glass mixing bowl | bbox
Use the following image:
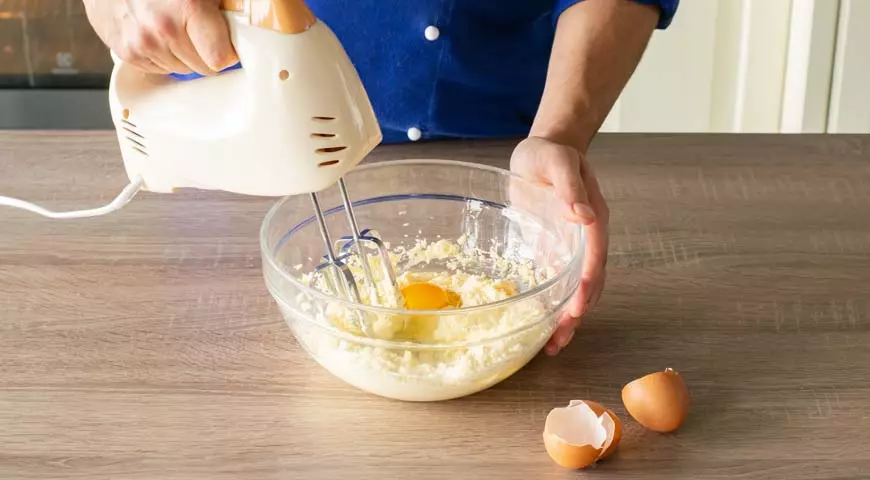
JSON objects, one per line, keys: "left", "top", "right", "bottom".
{"left": 261, "top": 159, "right": 584, "bottom": 402}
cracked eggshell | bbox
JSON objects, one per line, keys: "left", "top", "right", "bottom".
{"left": 571, "top": 400, "right": 622, "bottom": 459}
{"left": 543, "top": 400, "right": 622, "bottom": 469}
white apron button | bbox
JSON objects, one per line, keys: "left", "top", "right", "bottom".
{"left": 424, "top": 25, "right": 440, "bottom": 41}
{"left": 407, "top": 127, "right": 422, "bottom": 141}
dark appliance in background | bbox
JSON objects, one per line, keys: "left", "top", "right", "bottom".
{"left": 0, "top": 0, "right": 114, "bottom": 128}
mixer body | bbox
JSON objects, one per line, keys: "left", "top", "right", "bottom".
{"left": 107, "top": 0, "right": 398, "bottom": 316}
{"left": 108, "top": 6, "right": 382, "bottom": 196}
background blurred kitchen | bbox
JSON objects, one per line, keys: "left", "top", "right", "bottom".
{"left": 1, "top": 0, "right": 867, "bottom": 133}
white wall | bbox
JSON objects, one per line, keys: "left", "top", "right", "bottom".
{"left": 828, "top": 0, "right": 870, "bottom": 133}
{"left": 601, "top": 0, "right": 867, "bottom": 134}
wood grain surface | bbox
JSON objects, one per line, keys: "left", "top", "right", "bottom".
{"left": 1, "top": 132, "right": 869, "bottom": 480}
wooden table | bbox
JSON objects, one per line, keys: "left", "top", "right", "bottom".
{"left": 1, "top": 132, "right": 869, "bottom": 479}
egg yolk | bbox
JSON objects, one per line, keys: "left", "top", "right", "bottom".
{"left": 396, "top": 282, "right": 463, "bottom": 340}
{"left": 401, "top": 282, "right": 450, "bottom": 310}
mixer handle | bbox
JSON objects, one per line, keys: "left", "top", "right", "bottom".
{"left": 108, "top": 0, "right": 316, "bottom": 71}
{"left": 220, "top": 0, "right": 316, "bottom": 34}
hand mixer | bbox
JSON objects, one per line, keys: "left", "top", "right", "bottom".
{"left": 0, "top": 0, "right": 400, "bottom": 310}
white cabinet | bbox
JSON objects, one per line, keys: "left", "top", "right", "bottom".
{"left": 829, "top": 0, "right": 870, "bottom": 133}
{"left": 601, "top": 0, "right": 869, "bottom": 134}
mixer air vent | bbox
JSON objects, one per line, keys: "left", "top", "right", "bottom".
{"left": 316, "top": 146, "right": 347, "bottom": 154}
{"left": 311, "top": 116, "right": 342, "bottom": 167}
{"left": 120, "top": 119, "right": 148, "bottom": 157}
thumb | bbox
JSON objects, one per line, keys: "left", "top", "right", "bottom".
{"left": 186, "top": 1, "right": 238, "bottom": 72}
{"left": 545, "top": 150, "right": 595, "bottom": 225}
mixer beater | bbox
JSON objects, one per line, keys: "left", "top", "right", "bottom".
{"left": 308, "top": 178, "right": 400, "bottom": 309}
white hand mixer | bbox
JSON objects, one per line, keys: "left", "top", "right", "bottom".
{"left": 0, "top": 0, "right": 399, "bottom": 308}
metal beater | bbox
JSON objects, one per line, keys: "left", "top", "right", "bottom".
{"left": 309, "top": 179, "right": 399, "bottom": 306}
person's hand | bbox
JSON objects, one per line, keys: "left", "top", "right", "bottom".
{"left": 510, "top": 136, "right": 609, "bottom": 356}
{"left": 83, "top": 0, "right": 237, "bottom": 75}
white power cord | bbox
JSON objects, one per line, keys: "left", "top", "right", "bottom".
{"left": 0, "top": 176, "right": 145, "bottom": 219}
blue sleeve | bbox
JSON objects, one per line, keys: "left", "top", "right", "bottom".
{"left": 556, "top": 0, "right": 679, "bottom": 29}
{"left": 170, "top": 63, "right": 242, "bottom": 81}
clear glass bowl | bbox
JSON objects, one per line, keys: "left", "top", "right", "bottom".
{"left": 261, "top": 159, "right": 585, "bottom": 401}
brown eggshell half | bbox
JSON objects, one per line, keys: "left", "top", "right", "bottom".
{"left": 543, "top": 400, "right": 619, "bottom": 469}
{"left": 622, "top": 368, "right": 690, "bottom": 433}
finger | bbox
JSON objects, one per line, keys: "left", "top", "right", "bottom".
{"left": 544, "top": 340, "right": 559, "bottom": 356}
{"left": 126, "top": 54, "right": 167, "bottom": 74}
{"left": 568, "top": 159, "right": 609, "bottom": 316}
{"left": 131, "top": 45, "right": 176, "bottom": 74}
{"left": 170, "top": 35, "right": 215, "bottom": 75}
{"left": 545, "top": 314, "right": 578, "bottom": 356}
{"left": 582, "top": 164, "right": 610, "bottom": 287}
{"left": 581, "top": 155, "right": 610, "bottom": 226}
{"left": 588, "top": 275, "right": 606, "bottom": 311}
{"left": 574, "top": 273, "right": 606, "bottom": 318}
{"left": 171, "top": 20, "right": 218, "bottom": 75}
{"left": 150, "top": 48, "right": 193, "bottom": 74}
{"left": 566, "top": 286, "right": 586, "bottom": 319}
{"left": 567, "top": 220, "right": 608, "bottom": 317}
{"left": 185, "top": 1, "right": 238, "bottom": 73}
{"left": 142, "top": 13, "right": 194, "bottom": 74}
{"left": 564, "top": 218, "right": 607, "bottom": 317}
{"left": 544, "top": 148, "right": 595, "bottom": 225}
{"left": 122, "top": 26, "right": 179, "bottom": 74}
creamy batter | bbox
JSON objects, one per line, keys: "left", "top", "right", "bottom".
{"left": 288, "top": 237, "right": 555, "bottom": 401}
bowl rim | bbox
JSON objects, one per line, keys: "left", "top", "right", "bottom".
{"left": 260, "top": 158, "right": 586, "bottom": 318}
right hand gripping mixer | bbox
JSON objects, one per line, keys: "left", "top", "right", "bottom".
{"left": 0, "top": 0, "right": 399, "bottom": 310}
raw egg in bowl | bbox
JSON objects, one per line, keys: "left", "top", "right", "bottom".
{"left": 261, "top": 159, "right": 585, "bottom": 401}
